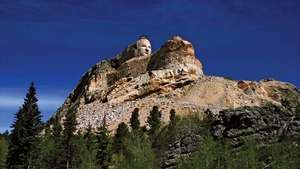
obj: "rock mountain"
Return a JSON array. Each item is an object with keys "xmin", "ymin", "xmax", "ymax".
[{"xmin": 54, "ymin": 36, "xmax": 300, "ymax": 131}]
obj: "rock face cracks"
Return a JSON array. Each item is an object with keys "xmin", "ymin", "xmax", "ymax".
[
  {"xmin": 54, "ymin": 36, "xmax": 300, "ymax": 131},
  {"xmin": 160, "ymin": 105, "xmax": 300, "ymax": 169},
  {"xmin": 211, "ymin": 105, "xmax": 300, "ymax": 144}
]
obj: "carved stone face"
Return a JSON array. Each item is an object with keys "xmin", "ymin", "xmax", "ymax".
[{"xmin": 136, "ymin": 38, "xmax": 151, "ymax": 57}]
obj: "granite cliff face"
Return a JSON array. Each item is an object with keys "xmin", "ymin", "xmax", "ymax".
[{"xmin": 54, "ymin": 36, "xmax": 300, "ymax": 131}]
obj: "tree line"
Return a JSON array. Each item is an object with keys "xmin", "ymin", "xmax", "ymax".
[
  {"xmin": 2, "ymin": 83, "xmax": 175, "ymax": 169},
  {"xmin": 1, "ymin": 83, "xmax": 299, "ymax": 169}
]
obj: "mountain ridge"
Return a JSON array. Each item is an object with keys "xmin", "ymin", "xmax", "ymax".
[{"xmin": 53, "ymin": 36, "xmax": 300, "ymax": 132}]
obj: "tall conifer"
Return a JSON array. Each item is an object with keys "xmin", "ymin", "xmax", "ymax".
[
  {"xmin": 147, "ymin": 106, "xmax": 162, "ymax": 140},
  {"xmin": 52, "ymin": 116, "xmax": 64, "ymax": 169},
  {"xmin": 62, "ymin": 108, "xmax": 77, "ymax": 169},
  {"xmin": 96, "ymin": 116, "xmax": 111, "ymax": 169},
  {"xmin": 130, "ymin": 108, "xmax": 140, "ymax": 132},
  {"xmin": 113, "ymin": 122, "xmax": 129, "ymax": 154},
  {"xmin": 6, "ymin": 82, "xmax": 42, "ymax": 169},
  {"xmin": 168, "ymin": 109, "xmax": 177, "ymax": 141}
]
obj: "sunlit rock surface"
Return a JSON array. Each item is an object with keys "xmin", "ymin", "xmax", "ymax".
[{"xmin": 54, "ymin": 36, "xmax": 300, "ymax": 131}]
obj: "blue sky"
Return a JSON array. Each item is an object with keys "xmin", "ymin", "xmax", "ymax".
[{"xmin": 1, "ymin": 0, "xmax": 300, "ymax": 132}]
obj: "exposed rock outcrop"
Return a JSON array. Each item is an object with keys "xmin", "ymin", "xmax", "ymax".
[
  {"xmin": 161, "ymin": 134, "xmax": 201, "ymax": 169},
  {"xmin": 211, "ymin": 105, "xmax": 300, "ymax": 146},
  {"xmin": 148, "ymin": 36, "xmax": 203, "ymax": 76},
  {"xmin": 53, "ymin": 36, "xmax": 300, "ymax": 132},
  {"xmin": 160, "ymin": 104, "xmax": 300, "ymax": 169}
]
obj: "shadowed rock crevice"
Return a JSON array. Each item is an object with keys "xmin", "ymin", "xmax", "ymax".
[
  {"xmin": 53, "ymin": 36, "xmax": 300, "ymax": 132},
  {"xmin": 160, "ymin": 104, "xmax": 300, "ymax": 169},
  {"xmin": 211, "ymin": 105, "xmax": 300, "ymax": 144}
]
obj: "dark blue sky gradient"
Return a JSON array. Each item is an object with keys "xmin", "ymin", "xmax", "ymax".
[{"xmin": 1, "ymin": 0, "xmax": 300, "ymax": 132}]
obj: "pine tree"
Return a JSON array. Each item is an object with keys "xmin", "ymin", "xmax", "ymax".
[
  {"xmin": 52, "ymin": 116, "xmax": 63, "ymax": 147},
  {"xmin": 51, "ymin": 116, "xmax": 64, "ymax": 169},
  {"xmin": 113, "ymin": 122, "xmax": 129, "ymax": 154},
  {"xmin": 130, "ymin": 108, "xmax": 140, "ymax": 132},
  {"xmin": 6, "ymin": 82, "xmax": 43, "ymax": 169},
  {"xmin": 35, "ymin": 123, "xmax": 56, "ymax": 169},
  {"xmin": 84, "ymin": 123, "xmax": 94, "ymax": 153},
  {"xmin": 113, "ymin": 133, "xmax": 156, "ymax": 169},
  {"xmin": 82, "ymin": 123, "xmax": 97, "ymax": 169},
  {"xmin": 62, "ymin": 108, "xmax": 77, "ymax": 169},
  {"xmin": 169, "ymin": 109, "xmax": 176, "ymax": 128},
  {"xmin": 6, "ymin": 108, "xmax": 24, "ymax": 169},
  {"xmin": 168, "ymin": 109, "xmax": 177, "ymax": 141},
  {"xmin": 0, "ymin": 134, "xmax": 8, "ymax": 169},
  {"xmin": 96, "ymin": 116, "xmax": 111, "ymax": 169},
  {"xmin": 147, "ymin": 106, "xmax": 162, "ymax": 140}
]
